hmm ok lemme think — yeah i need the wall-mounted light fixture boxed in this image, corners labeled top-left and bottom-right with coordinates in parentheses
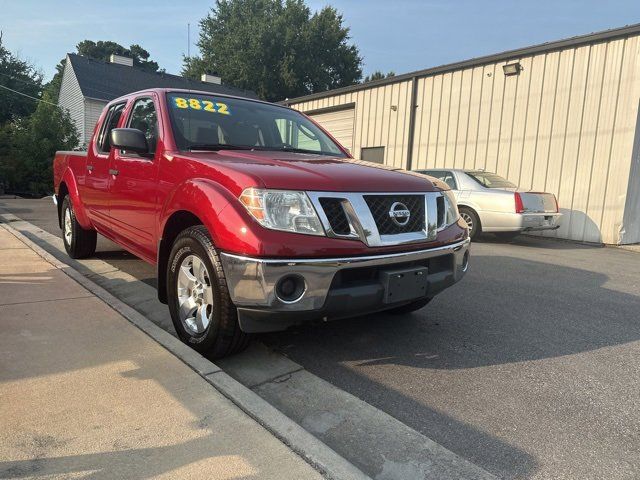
top-left (390, 105), bottom-right (398, 111)
top-left (503, 62), bottom-right (522, 76)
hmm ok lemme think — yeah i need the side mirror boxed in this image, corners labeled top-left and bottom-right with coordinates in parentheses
top-left (110, 128), bottom-right (148, 154)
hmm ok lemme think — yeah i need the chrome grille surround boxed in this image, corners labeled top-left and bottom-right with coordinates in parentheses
top-left (307, 191), bottom-right (443, 247)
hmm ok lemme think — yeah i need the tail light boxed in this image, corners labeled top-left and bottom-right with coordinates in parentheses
top-left (554, 195), bottom-right (559, 213)
top-left (514, 192), bottom-right (525, 213)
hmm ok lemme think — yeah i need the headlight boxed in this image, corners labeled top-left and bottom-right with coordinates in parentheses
top-left (239, 188), bottom-right (325, 236)
top-left (440, 190), bottom-right (460, 229)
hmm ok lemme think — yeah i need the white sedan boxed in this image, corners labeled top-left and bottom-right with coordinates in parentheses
top-left (417, 169), bottom-right (562, 240)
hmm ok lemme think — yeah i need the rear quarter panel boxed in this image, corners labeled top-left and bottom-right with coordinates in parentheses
top-left (53, 151), bottom-right (91, 228)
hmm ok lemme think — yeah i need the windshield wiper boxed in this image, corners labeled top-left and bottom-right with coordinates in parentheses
top-left (187, 143), bottom-right (255, 151)
top-left (258, 146), bottom-right (328, 155)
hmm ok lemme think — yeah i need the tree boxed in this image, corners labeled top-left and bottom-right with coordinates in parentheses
top-left (183, 0), bottom-right (362, 101)
top-left (76, 40), bottom-right (161, 72)
top-left (0, 32), bottom-right (43, 124)
top-left (0, 92), bottom-right (78, 196)
top-left (363, 71), bottom-right (395, 83)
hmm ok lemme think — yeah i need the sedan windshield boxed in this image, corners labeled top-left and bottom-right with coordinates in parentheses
top-left (166, 92), bottom-right (345, 157)
top-left (466, 171), bottom-right (517, 188)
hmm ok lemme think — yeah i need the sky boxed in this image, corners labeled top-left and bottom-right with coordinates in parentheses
top-left (2, 0), bottom-right (640, 81)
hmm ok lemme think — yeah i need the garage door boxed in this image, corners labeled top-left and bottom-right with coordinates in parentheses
top-left (308, 107), bottom-right (355, 152)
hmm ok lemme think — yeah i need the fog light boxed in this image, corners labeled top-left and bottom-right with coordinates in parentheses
top-left (275, 275), bottom-right (306, 303)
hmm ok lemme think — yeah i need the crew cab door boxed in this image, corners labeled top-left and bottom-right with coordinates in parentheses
top-left (108, 95), bottom-right (160, 262)
top-left (83, 102), bottom-right (125, 231)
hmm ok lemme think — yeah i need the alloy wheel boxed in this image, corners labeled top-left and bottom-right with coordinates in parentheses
top-left (64, 207), bottom-right (73, 245)
top-left (460, 211), bottom-right (474, 236)
top-left (176, 254), bottom-right (214, 335)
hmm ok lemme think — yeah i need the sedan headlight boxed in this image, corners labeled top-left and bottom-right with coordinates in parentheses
top-left (239, 188), bottom-right (325, 236)
top-left (440, 190), bottom-right (460, 229)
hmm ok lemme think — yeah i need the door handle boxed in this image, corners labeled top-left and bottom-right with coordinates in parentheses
top-left (109, 169), bottom-right (119, 176)
top-left (87, 165), bottom-right (93, 172)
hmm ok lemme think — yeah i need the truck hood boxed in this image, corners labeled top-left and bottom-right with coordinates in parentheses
top-left (180, 150), bottom-right (439, 193)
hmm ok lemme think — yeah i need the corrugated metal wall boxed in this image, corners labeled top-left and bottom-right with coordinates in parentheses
top-left (412, 35), bottom-right (640, 244)
top-left (291, 80), bottom-right (414, 169)
top-left (290, 34), bottom-right (640, 244)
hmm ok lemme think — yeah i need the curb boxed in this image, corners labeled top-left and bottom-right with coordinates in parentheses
top-left (0, 217), bottom-right (370, 480)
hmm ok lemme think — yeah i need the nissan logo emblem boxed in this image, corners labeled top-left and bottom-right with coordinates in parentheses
top-left (388, 202), bottom-right (411, 227)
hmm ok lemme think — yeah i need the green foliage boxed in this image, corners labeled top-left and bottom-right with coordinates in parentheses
top-left (0, 71), bottom-right (79, 195)
top-left (183, 0), bottom-right (362, 101)
top-left (0, 33), bottom-right (43, 124)
top-left (76, 40), bottom-right (161, 72)
top-left (363, 71), bottom-right (395, 83)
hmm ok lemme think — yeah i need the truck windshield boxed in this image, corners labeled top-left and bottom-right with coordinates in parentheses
top-left (465, 171), bottom-right (517, 188)
top-left (166, 92), bottom-right (346, 157)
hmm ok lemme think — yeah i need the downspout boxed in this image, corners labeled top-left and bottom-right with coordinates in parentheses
top-left (405, 76), bottom-right (420, 171)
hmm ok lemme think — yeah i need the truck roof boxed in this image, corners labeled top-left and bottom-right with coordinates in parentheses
top-left (107, 88), bottom-right (282, 110)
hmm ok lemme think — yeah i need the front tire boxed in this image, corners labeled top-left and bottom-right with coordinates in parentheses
top-left (459, 207), bottom-right (481, 240)
top-left (61, 196), bottom-right (97, 259)
top-left (167, 225), bottom-right (250, 359)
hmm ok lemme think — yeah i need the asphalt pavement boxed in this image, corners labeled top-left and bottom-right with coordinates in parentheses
top-left (2, 197), bottom-right (640, 479)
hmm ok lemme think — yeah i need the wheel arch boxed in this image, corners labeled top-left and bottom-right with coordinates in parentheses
top-left (458, 204), bottom-right (482, 232)
top-left (58, 169), bottom-right (92, 229)
top-left (157, 210), bottom-right (206, 304)
top-left (57, 182), bottom-right (69, 229)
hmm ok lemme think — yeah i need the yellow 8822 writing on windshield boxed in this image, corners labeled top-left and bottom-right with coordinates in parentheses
top-left (173, 97), bottom-right (230, 115)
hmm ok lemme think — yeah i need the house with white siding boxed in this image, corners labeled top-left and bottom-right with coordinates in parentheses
top-left (58, 53), bottom-right (257, 146)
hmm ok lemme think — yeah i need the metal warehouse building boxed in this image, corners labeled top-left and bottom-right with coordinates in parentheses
top-left (284, 24), bottom-right (640, 245)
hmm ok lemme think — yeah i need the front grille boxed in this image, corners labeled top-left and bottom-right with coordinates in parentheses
top-left (436, 195), bottom-right (445, 228)
top-left (319, 198), bottom-right (351, 235)
top-left (364, 195), bottom-right (425, 235)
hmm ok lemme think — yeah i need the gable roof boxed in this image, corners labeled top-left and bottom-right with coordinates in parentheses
top-left (66, 53), bottom-right (257, 101)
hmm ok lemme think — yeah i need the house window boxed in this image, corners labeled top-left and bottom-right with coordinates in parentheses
top-left (361, 146), bottom-right (385, 164)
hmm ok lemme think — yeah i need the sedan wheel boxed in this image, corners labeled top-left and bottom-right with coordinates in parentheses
top-left (459, 207), bottom-right (481, 240)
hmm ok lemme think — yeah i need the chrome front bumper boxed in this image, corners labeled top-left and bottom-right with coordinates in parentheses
top-left (219, 238), bottom-right (470, 321)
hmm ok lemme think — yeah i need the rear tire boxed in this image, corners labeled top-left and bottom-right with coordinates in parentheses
top-left (386, 297), bottom-right (432, 314)
top-left (167, 225), bottom-right (250, 359)
top-left (61, 196), bottom-right (97, 259)
top-left (459, 207), bottom-right (481, 240)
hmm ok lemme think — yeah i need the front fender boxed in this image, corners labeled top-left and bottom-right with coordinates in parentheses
top-left (159, 178), bottom-right (239, 248)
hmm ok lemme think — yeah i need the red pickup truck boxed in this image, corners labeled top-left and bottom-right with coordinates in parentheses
top-left (53, 88), bottom-right (470, 358)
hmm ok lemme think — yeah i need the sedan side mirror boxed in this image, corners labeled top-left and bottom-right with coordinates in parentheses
top-left (110, 128), bottom-right (148, 154)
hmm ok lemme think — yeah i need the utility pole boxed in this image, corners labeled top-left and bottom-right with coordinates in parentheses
top-left (187, 23), bottom-right (190, 58)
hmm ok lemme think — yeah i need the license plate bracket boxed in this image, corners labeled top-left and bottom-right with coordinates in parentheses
top-left (380, 266), bottom-right (429, 304)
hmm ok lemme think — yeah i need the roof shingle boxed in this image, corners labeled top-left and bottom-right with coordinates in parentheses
top-left (67, 53), bottom-right (257, 101)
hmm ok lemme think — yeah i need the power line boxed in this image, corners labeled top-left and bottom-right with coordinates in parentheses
top-left (0, 83), bottom-right (59, 107)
